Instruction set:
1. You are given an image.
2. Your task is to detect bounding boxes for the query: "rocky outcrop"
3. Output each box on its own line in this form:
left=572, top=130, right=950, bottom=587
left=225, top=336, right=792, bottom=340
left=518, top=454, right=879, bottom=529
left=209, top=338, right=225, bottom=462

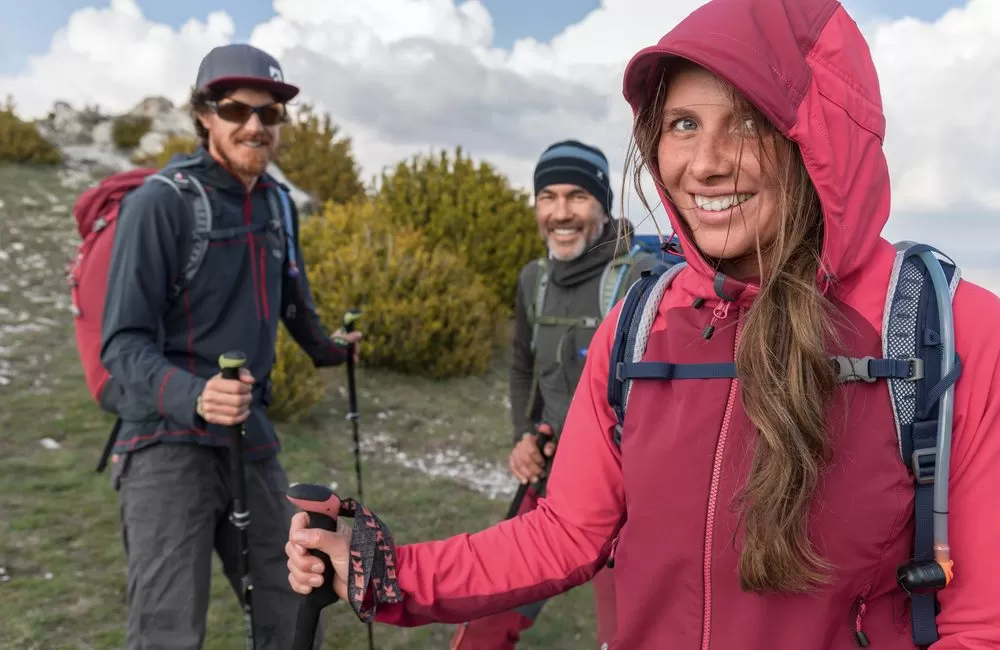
left=34, top=97, right=316, bottom=213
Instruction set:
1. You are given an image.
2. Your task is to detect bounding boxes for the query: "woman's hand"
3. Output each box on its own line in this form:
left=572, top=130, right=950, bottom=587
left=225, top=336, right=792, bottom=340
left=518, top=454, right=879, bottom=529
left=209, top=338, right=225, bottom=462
left=286, top=511, right=353, bottom=601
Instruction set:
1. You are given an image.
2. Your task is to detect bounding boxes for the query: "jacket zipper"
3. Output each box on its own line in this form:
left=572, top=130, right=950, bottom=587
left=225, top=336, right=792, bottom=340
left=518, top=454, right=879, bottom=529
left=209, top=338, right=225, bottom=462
left=701, top=305, right=743, bottom=650
left=260, top=246, right=270, bottom=321
left=245, top=192, right=262, bottom=320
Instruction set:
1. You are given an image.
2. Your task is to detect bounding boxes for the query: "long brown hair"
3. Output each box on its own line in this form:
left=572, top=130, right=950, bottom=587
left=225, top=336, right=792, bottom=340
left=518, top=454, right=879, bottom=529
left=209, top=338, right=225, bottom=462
left=623, top=60, right=838, bottom=593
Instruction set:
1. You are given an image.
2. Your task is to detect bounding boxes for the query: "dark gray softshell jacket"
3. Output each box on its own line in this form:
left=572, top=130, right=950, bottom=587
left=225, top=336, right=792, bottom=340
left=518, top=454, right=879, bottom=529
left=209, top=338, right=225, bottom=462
left=100, top=148, right=347, bottom=461
left=509, top=220, right=659, bottom=442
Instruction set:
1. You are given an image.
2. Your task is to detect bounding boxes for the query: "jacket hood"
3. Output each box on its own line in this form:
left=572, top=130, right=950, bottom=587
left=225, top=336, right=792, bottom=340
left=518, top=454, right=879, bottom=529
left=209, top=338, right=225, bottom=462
left=622, top=0, right=890, bottom=302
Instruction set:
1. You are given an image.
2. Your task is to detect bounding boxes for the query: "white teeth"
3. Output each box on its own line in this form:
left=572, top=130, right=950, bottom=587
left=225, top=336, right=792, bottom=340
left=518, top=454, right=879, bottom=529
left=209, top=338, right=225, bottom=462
left=695, top=193, right=753, bottom=212
left=242, top=142, right=265, bottom=148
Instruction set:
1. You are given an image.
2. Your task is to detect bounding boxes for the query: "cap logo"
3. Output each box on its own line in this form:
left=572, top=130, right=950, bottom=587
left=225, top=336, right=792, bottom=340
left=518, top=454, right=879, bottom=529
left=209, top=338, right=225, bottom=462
left=269, top=65, right=283, bottom=82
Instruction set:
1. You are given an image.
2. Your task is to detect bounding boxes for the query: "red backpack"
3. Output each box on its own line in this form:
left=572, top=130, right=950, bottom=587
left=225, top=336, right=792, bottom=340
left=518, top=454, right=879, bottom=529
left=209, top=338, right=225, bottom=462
left=67, top=160, right=215, bottom=409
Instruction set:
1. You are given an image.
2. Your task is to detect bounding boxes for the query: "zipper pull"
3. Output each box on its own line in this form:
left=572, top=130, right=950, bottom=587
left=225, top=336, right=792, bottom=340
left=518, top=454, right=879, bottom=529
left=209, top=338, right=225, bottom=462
left=854, top=597, right=869, bottom=647
left=606, top=535, right=620, bottom=569
left=702, top=301, right=731, bottom=340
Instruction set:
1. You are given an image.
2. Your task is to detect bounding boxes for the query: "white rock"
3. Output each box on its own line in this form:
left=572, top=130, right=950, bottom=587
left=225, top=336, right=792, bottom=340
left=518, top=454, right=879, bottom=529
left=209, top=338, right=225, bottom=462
left=91, top=120, right=114, bottom=148
left=39, top=437, right=61, bottom=450
left=136, top=131, right=167, bottom=160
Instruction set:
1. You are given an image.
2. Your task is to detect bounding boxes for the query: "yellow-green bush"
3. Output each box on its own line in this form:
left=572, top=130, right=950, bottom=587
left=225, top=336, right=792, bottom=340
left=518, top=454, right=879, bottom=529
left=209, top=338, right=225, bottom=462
left=375, top=146, right=543, bottom=310
left=277, top=103, right=366, bottom=207
left=133, top=134, right=197, bottom=168
left=267, top=325, right=326, bottom=423
left=111, top=115, right=152, bottom=150
left=0, top=96, right=62, bottom=165
left=282, top=198, right=504, bottom=380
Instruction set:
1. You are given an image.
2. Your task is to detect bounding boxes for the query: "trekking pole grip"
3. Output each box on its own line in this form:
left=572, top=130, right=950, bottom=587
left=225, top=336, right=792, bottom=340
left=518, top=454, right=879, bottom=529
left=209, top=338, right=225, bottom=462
left=342, top=307, right=361, bottom=334
left=287, top=483, right=342, bottom=650
left=505, top=424, right=556, bottom=520
left=219, top=350, right=246, bottom=381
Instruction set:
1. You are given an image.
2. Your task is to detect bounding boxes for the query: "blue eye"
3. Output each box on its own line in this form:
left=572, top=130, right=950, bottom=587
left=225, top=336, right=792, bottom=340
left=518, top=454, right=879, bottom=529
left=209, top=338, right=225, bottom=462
left=671, top=117, right=697, bottom=131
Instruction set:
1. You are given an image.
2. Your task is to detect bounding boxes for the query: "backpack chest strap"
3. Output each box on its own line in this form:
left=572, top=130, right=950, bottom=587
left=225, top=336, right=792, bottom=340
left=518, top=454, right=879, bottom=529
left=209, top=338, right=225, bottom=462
left=616, top=355, right=928, bottom=384
left=535, top=314, right=601, bottom=329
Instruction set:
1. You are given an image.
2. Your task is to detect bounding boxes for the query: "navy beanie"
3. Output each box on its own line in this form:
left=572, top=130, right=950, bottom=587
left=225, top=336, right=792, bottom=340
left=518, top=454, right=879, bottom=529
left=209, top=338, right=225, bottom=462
left=533, top=139, right=613, bottom=216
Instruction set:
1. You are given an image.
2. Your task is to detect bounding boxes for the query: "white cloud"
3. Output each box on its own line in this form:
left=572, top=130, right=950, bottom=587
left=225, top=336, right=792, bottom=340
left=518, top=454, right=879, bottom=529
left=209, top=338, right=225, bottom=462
left=1, top=0, right=997, bottom=280
left=864, top=0, right=1000, bottom=214
left=2, top=0, right=235, bottom=115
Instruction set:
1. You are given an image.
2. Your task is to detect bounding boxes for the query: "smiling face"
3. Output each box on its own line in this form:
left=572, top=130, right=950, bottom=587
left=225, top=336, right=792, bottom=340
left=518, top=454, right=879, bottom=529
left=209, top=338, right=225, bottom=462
left=197, top=86, right=285, bottom=187
left=534, top=183, right=608, bottom=261
left=656, top=65, right=782, bottom=279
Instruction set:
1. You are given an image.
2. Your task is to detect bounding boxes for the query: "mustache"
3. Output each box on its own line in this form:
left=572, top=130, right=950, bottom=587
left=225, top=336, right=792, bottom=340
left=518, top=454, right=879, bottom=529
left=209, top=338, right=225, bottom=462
left=236, top=135, right=273, bottom=146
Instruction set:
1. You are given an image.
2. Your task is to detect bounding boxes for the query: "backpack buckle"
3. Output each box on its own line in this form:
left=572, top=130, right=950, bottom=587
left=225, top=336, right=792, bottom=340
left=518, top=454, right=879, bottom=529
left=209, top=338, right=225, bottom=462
left=833, top=355, right=878, bottom=383
left=911, top=448, right=936, bottom=485
left=904, top=357, right=925, bottom=381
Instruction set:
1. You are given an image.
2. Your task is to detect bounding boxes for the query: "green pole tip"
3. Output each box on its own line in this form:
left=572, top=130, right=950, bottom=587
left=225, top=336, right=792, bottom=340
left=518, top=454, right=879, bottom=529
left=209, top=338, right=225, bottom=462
left=218, top=351, right=247, bottom=369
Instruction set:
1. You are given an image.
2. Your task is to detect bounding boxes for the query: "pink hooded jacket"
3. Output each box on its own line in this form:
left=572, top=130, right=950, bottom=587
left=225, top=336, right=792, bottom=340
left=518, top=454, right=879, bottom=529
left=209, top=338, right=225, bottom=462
left=370, top=0, right=1000, bottom=647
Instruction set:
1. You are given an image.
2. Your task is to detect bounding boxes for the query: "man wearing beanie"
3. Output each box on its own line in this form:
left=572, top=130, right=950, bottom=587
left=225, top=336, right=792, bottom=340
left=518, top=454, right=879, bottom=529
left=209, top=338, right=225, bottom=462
left=450, top=140, right=660, bottom=650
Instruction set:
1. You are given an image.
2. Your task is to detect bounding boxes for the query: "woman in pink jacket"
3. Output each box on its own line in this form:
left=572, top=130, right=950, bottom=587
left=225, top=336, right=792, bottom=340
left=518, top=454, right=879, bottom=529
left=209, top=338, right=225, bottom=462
left=286, top=0, right=1000, bottom=647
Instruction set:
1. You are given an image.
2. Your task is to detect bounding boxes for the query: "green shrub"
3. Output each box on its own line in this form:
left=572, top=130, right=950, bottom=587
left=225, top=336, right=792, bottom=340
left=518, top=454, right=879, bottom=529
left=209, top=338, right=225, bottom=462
left=277, top=103, right=366, bottom=207
left=0, top=96, right=62, bottom=165
left=133, top=134, right=197, bottom=168
left=276, top=198, right=504, bottom=381
left=267, top=325, right=326, bottom=423
left=374, top=146, right=543, bottom=310
left=111, top=115, right=152, bottom=150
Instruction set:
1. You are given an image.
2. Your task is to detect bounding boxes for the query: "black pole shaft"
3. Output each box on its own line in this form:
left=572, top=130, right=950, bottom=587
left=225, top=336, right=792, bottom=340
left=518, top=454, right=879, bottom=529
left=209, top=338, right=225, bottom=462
left=346, top=355, right=363, bottom=502
left=340, top=310, right=373, bottom=650
left=220, top=351, right=255, bottom=650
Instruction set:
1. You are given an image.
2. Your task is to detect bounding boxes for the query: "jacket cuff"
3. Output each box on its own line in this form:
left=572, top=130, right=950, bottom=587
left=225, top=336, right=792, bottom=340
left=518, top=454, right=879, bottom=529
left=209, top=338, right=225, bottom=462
left=158, top=369, right=208, bottom=430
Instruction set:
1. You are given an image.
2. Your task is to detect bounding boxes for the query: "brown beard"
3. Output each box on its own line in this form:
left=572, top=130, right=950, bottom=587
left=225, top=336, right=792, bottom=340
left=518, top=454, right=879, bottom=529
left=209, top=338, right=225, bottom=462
left=210, top=130, right=275, bottom=180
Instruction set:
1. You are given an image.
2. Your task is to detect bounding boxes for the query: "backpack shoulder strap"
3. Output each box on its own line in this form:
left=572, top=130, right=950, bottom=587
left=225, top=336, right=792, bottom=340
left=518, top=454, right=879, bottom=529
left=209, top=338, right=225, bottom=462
left=606, top=260, right=687, bottom=446
left=265, top=184, right=300, bottom=278
left=882, top=240, right=962, bottom=648
left=145, top=169, right=213, bottom=301
left=528, top=257, right=550, bottom=354
left=599, top=244, right=651, bottom=318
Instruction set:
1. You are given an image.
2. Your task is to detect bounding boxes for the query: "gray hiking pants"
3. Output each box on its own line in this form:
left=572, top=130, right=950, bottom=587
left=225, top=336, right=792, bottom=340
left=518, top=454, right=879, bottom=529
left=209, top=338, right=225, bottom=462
left=111, top=442, right=323, bottom=650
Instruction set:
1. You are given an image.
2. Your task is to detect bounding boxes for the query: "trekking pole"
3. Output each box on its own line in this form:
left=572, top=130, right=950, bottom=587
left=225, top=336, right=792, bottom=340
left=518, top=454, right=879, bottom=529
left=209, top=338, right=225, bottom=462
left=505, top=423, right=555, bottom=519
left=220, top=350, right=256, bottom=650
left=286, top=483, right=343, bottom=650
left=332, top=307, right=375, bottom=649
left=336, top=308, right=365, bottom=500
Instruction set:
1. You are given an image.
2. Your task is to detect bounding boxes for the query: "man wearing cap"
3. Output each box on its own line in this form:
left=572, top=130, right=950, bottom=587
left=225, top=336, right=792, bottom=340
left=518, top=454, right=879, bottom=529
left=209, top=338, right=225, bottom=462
left=450, top=140, right=661, bottom=649
left=101, top=43, right=359, bottom=649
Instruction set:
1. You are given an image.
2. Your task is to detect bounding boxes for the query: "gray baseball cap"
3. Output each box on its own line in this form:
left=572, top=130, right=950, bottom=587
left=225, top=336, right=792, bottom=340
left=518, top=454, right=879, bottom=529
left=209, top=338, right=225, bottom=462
left=195, top=43, right=299, bottom=103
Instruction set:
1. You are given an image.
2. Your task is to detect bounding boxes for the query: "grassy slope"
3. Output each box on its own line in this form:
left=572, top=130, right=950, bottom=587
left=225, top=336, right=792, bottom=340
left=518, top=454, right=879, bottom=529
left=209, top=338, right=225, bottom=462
left=0, top=163, right=597, bottom=649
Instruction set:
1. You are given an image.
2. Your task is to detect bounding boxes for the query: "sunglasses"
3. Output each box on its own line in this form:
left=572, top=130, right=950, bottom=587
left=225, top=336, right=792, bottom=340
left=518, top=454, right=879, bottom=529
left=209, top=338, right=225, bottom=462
left=208, top=100, right=288, bottom=126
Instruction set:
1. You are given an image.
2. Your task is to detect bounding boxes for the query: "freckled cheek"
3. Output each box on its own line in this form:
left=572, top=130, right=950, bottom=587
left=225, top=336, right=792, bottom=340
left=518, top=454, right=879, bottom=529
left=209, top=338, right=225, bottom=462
left=656, top=163, right=683, bottom=197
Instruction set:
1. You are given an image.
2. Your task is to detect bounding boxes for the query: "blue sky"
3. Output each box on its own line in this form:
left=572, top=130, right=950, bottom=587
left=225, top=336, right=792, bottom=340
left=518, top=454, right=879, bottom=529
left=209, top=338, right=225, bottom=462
left=0, top=0, right=969, bottom=76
